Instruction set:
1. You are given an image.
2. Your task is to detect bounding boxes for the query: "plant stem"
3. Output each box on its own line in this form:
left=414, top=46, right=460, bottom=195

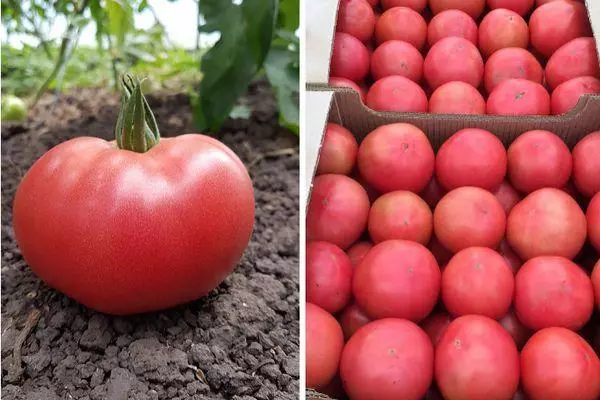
left=106, top=33, right=120, bottom=91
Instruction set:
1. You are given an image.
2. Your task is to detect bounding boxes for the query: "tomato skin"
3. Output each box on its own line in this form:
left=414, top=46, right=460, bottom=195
left=340, top=318, right=434, bottom=400
left=521, top=327, right=600, bottom=400
left=435, top=315, right=520, bottom=400
left=13, top=135, right=255, bottom=315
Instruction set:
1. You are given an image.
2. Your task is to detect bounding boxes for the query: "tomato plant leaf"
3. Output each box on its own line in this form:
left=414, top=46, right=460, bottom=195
left=277, top=0, right=299, bottom=33
left=106, top=0, right=133, bottom=48
left=264, top=46, right=299, bottom=134
left=193, top=0, right=277, bottom=132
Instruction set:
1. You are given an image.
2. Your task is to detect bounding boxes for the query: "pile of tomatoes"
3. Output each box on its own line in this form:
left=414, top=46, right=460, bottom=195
left=306, top=122, right=600, bottom=400
left=330, top=0, right=600, bottom=115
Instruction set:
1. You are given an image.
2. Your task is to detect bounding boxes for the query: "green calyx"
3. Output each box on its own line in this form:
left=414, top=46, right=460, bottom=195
left=115, top=74, right=160, bottom=153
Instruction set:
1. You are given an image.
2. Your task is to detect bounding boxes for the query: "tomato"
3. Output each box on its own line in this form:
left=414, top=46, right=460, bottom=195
left=375, top=7, right=427, bottom=49
left=340, top=318, right=434, bottom=400
left=306, top=241, right=353, bottom=313
left=487, top=79, right=550, bottom=116
left=1, top=94, right=27, bottom=121
left=316, top=123, right=358, bottom=176
left=507, top=130, right=572, bottom=193
left=436, top=128, right=507, bottom=191
left=339, top=302, right=372, bottom=340
left=346, top=241, right=373, bottom=268
left=442, top=247, right=514, bottom=319
left=587, top=193, right=600, bottom=252
left=353, top=240, right=441, bottom=321
left=484, top=48, right=544, bottom=93
left=429, top=0, right=485, bottom=19
left=434, top=187, right=506, bottom=253
left=331, top=32, right=370, bottom=82
left=521, top=327, right=600, bottom=400
left=487, top=0, right=534, bottom=16
left=336, top=0, right=376, bottom=43
left=370, top=40, right=424, bottom=82
left=366, top=75, right=429, bottom=113
left=368, top=191, right=433, bottom=245
left=421, top=312, right=452, bottom=345
left=551, top=76, right=600, bottom=115
left=427, top=10, right=478, bottom=47
left=381, top=0, right=427, bottom=12
left=306, top=303, right=345, bottom=389
left=529, top=0, right=593, bottom=58
left=423, top=37, right=484, bottom=90
left=435, top=315, right=520, bottom=400
left=478, top=9, right=529, bottom=58
left=507, top=188, right=587, bottom=260
left=429, top=81, right=486, bottom=115
left=13, top=80, right=254, bottom=315
left=545, top=38, right=600, bottom=90
left=307, top=174, right=370, bottom=249
left=357, top=123, right=435, bottom=193
left=515, top=256, right=594, bottom=331
left=329, top=77, right=367, bottom=103
left=572, top=131, right=600, bottom=197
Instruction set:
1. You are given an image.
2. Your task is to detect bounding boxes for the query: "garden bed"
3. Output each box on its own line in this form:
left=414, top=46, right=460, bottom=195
left=1, top=81, right=299, bottom=400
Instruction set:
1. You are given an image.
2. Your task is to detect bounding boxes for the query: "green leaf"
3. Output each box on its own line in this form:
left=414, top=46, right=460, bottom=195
left=193, top=0, right=277, bottom=131
left=264, top=46, right=299, bottom=134
left=277, top=0, right=299, bottom=32
left=106, top=0, right=133, bottom=48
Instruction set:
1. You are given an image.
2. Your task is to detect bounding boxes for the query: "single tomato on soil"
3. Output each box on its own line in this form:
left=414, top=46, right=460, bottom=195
left=12, top=78, right=255, bottom=315
left=421, top=312, right=453, bottom=346
left=529, top=0, right=593, bottom=58
left=479, top=9, right=529, bottom=58
left=366, top=75, right=428, bottom=112
left=353, top=240, right=441, bottom=321
left=423, top=37, right=484, bottom=90
left=429, top=81, right=486, bottom=115
left=436, top=128, right=507, bottom=191
left=370, top=40, right=424, bottom=82
left=442, top=247, right=514, bottom=319
left=507, top=188, right=587, bottom=260
left=337, top=0, right=376, bottom=43
left=368, top=191, right=433, bottom=245
left=507, top=130, right=572, bottom=193
left=331, top=32, right=370, bottom=82
left=306, top=303, right=344, bottom=389
left=306, top=241, right=353, bottom=314
left=340, top=319, right=434, bottom=400
left=588, top=193, right=600, bottom=252
left=427, top=10, right=478, bottom=47
left=339, top=302, right=372, bottom=340
left=434, top=187, right=506, bottom=252
left=572, top=131, right=600, bottom=197
left=545, top=38, right=600, bottom=90
left=375, top=7, right=427, bottom=49
left=551, top=76, right=600, bottom=115
left=487, top=79, right=550, bottom=115
left=521, top=327, right=600, bottom=400
left=499, top=309, right=531, bottom=349
left=307, top=174, right=370, bottom=249
left=435, top=315, right=520, bottom=400
left=515, top=256, right=594, bottom=331
left=357, top=123, right=435, bottom=193
left=429, top=0, right=485, bottom=19
left=316, top=123, right=358, bottom=176
left=484, top=48, right=544, bottom=93
left=346, top=241, right=373, bottom=267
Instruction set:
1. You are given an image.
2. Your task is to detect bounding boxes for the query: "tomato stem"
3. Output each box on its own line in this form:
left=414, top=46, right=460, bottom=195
left=115, top=74, right=160, bottom=153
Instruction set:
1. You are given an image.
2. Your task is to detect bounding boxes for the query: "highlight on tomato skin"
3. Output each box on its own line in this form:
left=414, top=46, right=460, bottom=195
left=11, top=75, right=255, bottom=315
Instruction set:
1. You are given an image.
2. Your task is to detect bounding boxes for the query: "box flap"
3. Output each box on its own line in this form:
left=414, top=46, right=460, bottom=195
left=305, top=90, right=334, bottom=202
left=305, top=0, right=338, bottom=85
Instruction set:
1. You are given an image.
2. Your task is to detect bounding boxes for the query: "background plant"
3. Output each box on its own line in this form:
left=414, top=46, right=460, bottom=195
left=1, top=0, right=299, bottom=133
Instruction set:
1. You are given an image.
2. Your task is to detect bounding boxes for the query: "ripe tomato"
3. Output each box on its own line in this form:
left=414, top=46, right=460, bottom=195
left=13, top=79, right=254, bottom=315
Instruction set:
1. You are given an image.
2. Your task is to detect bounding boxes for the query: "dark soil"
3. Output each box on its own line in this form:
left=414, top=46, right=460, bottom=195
left=1, top=81, right=299, bottom=400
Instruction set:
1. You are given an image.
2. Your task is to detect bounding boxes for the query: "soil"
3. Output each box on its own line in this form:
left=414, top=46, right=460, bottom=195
left=1, top=81, right=299, bottom=400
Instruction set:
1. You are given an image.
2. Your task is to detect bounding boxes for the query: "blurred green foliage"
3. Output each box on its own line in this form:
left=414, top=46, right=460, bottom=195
left=1, top=0, right=299, bottom=133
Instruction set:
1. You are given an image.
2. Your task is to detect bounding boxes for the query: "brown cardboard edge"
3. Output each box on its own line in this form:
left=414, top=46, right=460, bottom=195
left=307, top=0, right=600, bottom=86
